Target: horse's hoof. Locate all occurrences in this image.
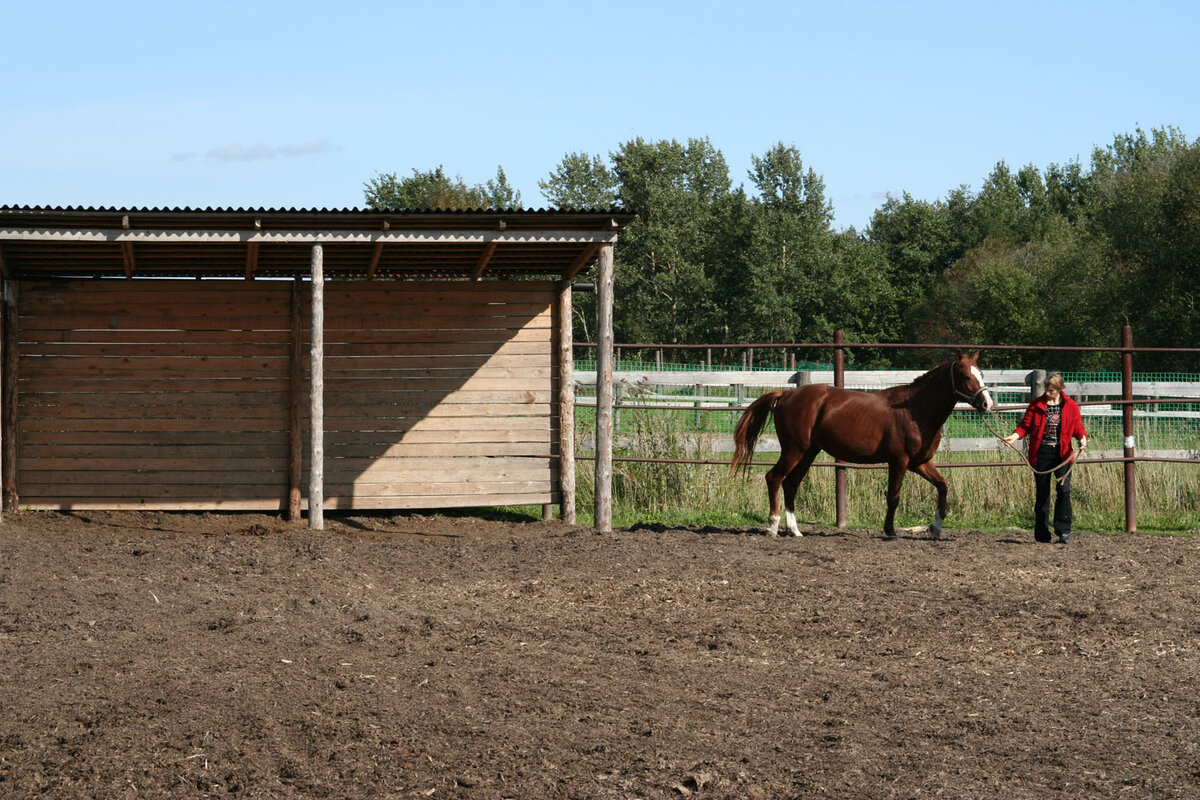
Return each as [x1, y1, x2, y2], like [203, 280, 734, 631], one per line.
[883, 534, 900, 541]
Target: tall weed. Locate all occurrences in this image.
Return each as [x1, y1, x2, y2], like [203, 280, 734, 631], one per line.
[574, 414, 1200, 532]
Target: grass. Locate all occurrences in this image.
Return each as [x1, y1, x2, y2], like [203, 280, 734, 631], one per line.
[560, 409, 1200, 535]
[553, 458, 1200, 535]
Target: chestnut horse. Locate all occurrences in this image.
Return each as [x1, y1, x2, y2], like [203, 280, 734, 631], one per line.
[730, 351, 994, 539]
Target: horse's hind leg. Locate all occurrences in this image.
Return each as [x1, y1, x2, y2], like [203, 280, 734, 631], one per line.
[883, 458, 909, 540]
[765, 449, 806, 536]
[780, 448, 820, 536]
[910, 461, 949, 538]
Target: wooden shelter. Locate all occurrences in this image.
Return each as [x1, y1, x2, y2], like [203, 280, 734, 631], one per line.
[0, 206, 633, 530]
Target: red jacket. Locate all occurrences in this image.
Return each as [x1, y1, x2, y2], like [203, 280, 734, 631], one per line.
[1013, 393, 1087, 466]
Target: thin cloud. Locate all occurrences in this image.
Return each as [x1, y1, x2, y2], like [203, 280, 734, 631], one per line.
[180, 138, 332, 163]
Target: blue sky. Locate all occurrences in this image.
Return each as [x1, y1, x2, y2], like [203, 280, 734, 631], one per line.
[3, 0, 1198, 230]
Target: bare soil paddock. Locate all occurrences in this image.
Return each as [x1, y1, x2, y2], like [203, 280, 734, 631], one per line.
[1, 511, 1198, 799]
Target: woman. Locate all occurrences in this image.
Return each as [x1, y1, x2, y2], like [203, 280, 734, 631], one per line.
[1002, 373, 1088, 544]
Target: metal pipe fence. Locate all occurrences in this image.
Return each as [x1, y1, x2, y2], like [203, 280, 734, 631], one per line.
[575, 326, 1200, 533]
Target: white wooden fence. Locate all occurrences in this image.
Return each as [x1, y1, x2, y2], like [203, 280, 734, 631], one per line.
[575, 369, 1200, 457]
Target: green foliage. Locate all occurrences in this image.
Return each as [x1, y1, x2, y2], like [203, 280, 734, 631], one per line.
[363, 165, 521, 210]
[867, 125, 1200, 370]
[539, 139, 906, 354]
[609, 137, 731, 344]
[538, 152, 618, 209]
[363, 125, 1199, 370]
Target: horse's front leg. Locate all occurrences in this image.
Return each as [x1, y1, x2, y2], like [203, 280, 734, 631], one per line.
[910, 461, 948, 539]
[883, 459, 908, 540]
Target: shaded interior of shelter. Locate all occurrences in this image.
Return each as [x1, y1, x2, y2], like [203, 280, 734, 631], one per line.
[6, 238, 576, 512]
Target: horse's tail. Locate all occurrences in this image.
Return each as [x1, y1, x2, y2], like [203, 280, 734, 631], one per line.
[730, 391, 784, 474]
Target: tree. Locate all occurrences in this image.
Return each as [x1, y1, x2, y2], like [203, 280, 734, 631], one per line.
[363, 165, 520, 210]
[727, 143, 837, 345]
[867, 193, 959, 340]
[1088, 129, 1200, 366]
[748, 143, 832, 224]
[482, 166, 523, 210]
[607, 137, 733, 344]
[918, 240, 1046, 355]
[539, 153, 618, 209]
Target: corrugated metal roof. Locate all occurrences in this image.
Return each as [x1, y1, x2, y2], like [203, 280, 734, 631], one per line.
[0, 206, 634, 281]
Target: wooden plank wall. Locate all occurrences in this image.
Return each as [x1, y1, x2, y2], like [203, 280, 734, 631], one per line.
[17, 280, 292, 510]
[318, 282, 557, 509]
[14, 279, 558, 512]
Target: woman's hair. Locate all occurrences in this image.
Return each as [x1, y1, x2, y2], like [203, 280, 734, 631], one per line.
[1045, 372, 1065, 392]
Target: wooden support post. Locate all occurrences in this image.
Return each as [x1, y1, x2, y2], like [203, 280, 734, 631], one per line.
[557, 279, 576, 524]
[834, 329, 848, 529]
[309, 245, 325, 530]
[594, 243, 615, 532]
[1121, 324, 1136, 533]
[287, 278, 303, 521]
[2, 281, 17, 514]
[0, 283, 4, 523]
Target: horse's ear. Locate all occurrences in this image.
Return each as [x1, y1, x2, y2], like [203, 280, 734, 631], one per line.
[970, 350, 980, 363]
[954, 348, 964, 360]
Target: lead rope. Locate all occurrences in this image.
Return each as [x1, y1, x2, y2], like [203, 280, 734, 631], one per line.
[981, 411, 1085, 486]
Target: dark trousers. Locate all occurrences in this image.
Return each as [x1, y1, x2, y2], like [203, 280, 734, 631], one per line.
[1034, 444, 1072, 542]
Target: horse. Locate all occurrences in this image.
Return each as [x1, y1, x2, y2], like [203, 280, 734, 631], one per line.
[729, 351, 994, 540]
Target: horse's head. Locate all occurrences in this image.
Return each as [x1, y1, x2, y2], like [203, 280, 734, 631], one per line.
[951, 350, 994, 414]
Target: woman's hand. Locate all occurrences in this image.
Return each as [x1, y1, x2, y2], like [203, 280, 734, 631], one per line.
[1002, 433, 1019, 445]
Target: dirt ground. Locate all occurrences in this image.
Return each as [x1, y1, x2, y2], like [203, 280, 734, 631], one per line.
[1, 510, 1198, 800]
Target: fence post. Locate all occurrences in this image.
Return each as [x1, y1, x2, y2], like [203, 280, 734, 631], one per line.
[1122, 324, 1137, 533]
[594, 243, 616, 532]
[1026, 369, 1046, 402]
[834, 330, 848, 528]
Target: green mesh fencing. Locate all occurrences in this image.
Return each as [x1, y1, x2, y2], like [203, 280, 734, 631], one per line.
[574, 358, 831, 373]
[574, 363, 1200, 451]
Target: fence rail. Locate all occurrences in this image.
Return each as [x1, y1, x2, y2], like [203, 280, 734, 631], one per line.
[574, 326, 1200, 532]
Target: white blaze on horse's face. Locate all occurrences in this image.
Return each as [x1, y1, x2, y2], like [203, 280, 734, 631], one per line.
[970, 365, 994, 413]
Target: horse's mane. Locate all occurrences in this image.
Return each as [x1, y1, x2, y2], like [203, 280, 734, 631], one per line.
[883, 360, 951, 402]
[908, 360, 952, 388]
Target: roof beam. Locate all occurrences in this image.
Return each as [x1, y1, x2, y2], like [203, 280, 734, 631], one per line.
[367, 242, 384, 280]
[121, 242, 136, 279]
[0, 228, 621, 245]
[244, 242, 259, 280]
[564, 243, 601, 280]
[470, 242, 497, 281]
